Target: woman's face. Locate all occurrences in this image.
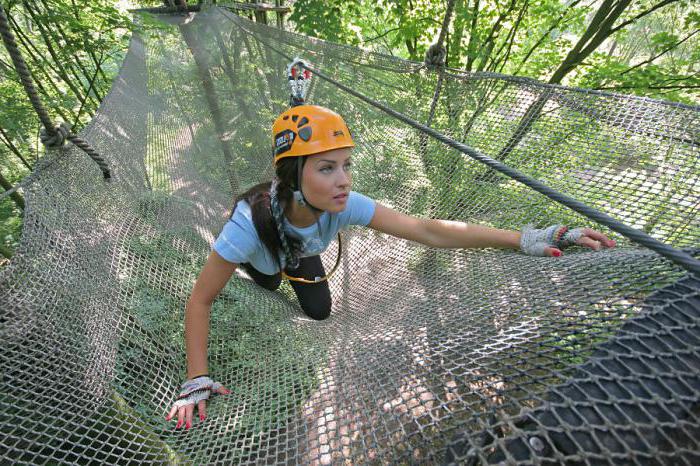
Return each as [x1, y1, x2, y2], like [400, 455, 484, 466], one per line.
[301, 147, 353, 213]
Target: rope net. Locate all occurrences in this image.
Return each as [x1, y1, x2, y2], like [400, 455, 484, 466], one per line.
[2, 7, 699, 465]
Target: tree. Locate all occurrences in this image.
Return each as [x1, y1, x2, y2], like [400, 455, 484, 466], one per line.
[287, 0, 699, 104]
[0, 0, 132, 258]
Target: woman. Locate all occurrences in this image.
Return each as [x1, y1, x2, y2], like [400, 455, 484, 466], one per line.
[166, 105, 615, 430]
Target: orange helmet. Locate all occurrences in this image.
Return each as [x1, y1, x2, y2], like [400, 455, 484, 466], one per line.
[272, 105, 354, 165]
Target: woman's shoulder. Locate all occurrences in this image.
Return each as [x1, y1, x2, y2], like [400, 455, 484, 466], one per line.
[347, 191, 376, 207]
[230, 199, 252, 219]
[224, 199, 259, 240]
[348, 190, 374, 201]
[338, 191, 376, 227]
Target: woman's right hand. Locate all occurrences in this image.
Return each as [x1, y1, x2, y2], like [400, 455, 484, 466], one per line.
[165, 376, 230, 429]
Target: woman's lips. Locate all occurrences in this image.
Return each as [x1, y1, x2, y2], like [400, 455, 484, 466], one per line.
[333, 193, 348, 201]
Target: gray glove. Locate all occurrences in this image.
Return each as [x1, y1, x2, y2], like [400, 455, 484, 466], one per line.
[172, 375, 223, 409]
[520, 224, 584, 256]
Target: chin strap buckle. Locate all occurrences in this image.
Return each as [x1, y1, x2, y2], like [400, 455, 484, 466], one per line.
[293, 189, 306, 206]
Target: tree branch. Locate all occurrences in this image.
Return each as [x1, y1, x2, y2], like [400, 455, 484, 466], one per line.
[475, 0, 518, 72]
[513, 0, 584, 75]
[610, 0, 679, 34]
[656, 71, 700, 85]
[620, 29, 699, 75]
[0, 166, 25, 212]
[361, 26, 401, 44]
[491, 0, 529, 73]
[548, 0, 632, 84]
[577, 0, 632, 58]
[0, 56, 14, 74]
[465, 0, 480, 72]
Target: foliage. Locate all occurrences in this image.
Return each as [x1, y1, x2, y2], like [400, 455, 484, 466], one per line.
[0, 0, 134, 257]
[0, 4, 696, 461]
[0, 197, 22, 253]
[2, 0, 697, 258]
[575, 2, 700, 103]
[287, 0, 699, 104]
[290, 0, 443, 61]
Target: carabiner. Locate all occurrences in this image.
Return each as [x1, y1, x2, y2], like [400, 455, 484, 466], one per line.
[287, 57, 312, 106]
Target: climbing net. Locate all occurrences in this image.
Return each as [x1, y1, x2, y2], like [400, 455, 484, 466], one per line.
[1, 6, 699, 465]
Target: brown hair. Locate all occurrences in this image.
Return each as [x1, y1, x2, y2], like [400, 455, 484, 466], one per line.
[230, 157, 305, 268]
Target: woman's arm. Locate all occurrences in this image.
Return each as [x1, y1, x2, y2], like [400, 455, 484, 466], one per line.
[367, 203, 613, 253]
[368, 203, 518, 249]
[185, 251, 237, 378]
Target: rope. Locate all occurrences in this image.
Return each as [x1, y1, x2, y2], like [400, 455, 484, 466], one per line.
[423, 0, 456, 145]
[420, 0, 456, 172]
[423, 67, 445, 134]
[0, 4, 111, 180]
[424, 43, 447, 69]
[424, 0, 456, 69]
[436, 0, 456, 54]
[40, 122, 70, 148]
[4, 4, 695, 273]
[228, 15, 700, 275]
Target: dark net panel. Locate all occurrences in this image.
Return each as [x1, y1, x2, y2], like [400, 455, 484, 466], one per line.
[1, 6, 698, 465]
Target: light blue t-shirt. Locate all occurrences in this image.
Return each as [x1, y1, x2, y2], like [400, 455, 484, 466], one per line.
[213, 191, 376, 275]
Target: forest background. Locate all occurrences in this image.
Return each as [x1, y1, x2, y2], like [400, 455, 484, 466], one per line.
[0, 0, 698, 259]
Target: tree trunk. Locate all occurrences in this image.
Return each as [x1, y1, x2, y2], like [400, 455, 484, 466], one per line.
[474, 0, 517, 72]
[492, 0, 636, 167]
[513, 0, 583, 76]
[72, 61, 101, 126]
[490, 0, 529, 73]
[254, 0, 267, 24]
[49, 15, 105, 103]
[449, 0, 467, 68]
[548, 0, 632, 84]
[276, 0, 285, 30]
[212, 23, 254, 120]
[465, 0, 480, 72]
[240, 33, 273, 110]
[178, 20, 241, 194]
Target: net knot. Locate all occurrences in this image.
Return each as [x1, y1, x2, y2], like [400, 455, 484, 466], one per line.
[40, 122, 71, 149]
[424, 43, 446, 69]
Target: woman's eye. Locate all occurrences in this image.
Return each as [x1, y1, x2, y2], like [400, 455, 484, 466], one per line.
[343, 163, 353, 171]
[320, 166, 332, 173]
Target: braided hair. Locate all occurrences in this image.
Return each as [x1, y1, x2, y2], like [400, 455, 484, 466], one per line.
[230, 157, 304, 270]
[270, 176, 300, 269]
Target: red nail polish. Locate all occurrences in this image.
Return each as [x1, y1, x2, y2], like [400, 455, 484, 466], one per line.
[186, 421, 191, 430]
[552, 250, 561, 257]
[175, 420, 182, 429]
[200, 414, 205, 421]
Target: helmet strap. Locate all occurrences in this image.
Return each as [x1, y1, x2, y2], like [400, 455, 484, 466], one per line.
[292, 189, 306, 206]
[294, 157, 323, 213]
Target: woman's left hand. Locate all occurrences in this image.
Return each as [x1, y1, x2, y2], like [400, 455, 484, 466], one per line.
[520, 225, 616, 257]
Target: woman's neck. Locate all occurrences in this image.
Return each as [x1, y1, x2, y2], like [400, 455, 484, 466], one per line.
[285, 200, 322, 228]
